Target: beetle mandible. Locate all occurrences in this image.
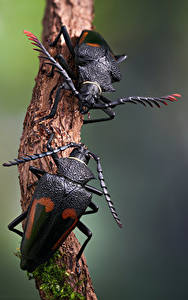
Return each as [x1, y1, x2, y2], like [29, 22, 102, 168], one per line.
[24, 27, 181, 124]
[3, 134, 122, 272]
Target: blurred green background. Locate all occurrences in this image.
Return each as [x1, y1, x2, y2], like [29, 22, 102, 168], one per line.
[0, 0, 188, 299]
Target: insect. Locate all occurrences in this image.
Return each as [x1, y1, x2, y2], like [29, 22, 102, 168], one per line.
[24, 27, 181, 124]
[3, 134, 122, 272]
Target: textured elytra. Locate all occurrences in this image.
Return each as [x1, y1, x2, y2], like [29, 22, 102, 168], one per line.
[21, 172, 92, 272]
[62, 28, 122, 92]
[75, 43, 122, 92]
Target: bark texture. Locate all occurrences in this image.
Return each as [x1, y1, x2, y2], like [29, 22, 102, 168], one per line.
[18, 0, 97, 299]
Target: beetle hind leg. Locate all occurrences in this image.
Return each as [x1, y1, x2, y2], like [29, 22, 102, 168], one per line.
[76, 221, 92, 262]
[8, 210, 28, 237]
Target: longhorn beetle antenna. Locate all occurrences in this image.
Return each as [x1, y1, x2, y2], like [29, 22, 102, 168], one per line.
[89, 151, 122, 228]
[2, 142, 81, 167]
[24, 31, 81, 100]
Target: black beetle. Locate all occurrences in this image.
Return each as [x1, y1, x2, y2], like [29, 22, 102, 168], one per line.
[24, 27, 181, 124]
[3, 135, 122, 272]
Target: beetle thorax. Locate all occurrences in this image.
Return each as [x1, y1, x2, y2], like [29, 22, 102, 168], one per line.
[57, 157, 95, 185]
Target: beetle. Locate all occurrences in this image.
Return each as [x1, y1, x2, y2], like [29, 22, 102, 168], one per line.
[24, 27, 181, 124]
[3, 134, 122, 272]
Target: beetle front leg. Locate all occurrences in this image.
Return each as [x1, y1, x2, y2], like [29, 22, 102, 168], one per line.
[76, 221, 92, 262]
[83, 107, 115, 124]
[8, 210, 28, 237]
[50, 25, 75, 57]
[85, 184, 103, 196]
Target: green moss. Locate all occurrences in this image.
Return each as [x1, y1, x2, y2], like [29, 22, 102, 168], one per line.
[27, 251, 85, 300]
[14, 249, 85, 299]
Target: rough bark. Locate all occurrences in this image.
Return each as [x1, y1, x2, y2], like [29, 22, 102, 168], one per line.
[18, 0, 97, 299]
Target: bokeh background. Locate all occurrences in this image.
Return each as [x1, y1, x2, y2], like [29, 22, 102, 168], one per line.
[0, 0, 188, 299]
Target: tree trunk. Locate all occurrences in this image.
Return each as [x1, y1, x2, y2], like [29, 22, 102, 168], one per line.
[18, 0, 97, 299]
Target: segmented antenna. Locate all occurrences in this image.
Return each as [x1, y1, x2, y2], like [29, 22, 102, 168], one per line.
[24, 30, 79, 97]
[107, 93, 181, 108]
[90, 152, 122, 228]
[3, 142, 80, 167]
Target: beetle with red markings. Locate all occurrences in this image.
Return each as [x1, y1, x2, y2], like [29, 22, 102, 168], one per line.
[24, 27, 181, 124]
[3, 134, 122, 272]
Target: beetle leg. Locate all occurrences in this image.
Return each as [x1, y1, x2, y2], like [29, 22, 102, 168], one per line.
[46, 132, 54, 151]
[41, 81, 76, 122]
[85, 184, 103, 196]
[83, 107, 115, 124]
[56, 54, 75, 78]
[83, 95, 115, 124]
[50, 25, 75, 57]
[27, 166, 46, 189]
[76, 221, 92, 262]
[8, 210, 28, 237]
[114, 54, 127, 64]
[29, 166, 46, 179]
[100, 95, 112, 103]
[50, 29, 62, 47]
[40, 84, 65, 121]
[48, 54, 75, 79]
[83, 201, 99, 215]
[46, 133, 61, 166]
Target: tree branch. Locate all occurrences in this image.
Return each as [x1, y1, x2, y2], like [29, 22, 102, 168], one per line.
[18, 0, 97, 299]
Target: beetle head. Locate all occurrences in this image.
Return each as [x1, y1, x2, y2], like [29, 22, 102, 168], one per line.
[56, 144, 95, 184]
[69, 144, 90, 165]
[79, 82, 99, 109]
